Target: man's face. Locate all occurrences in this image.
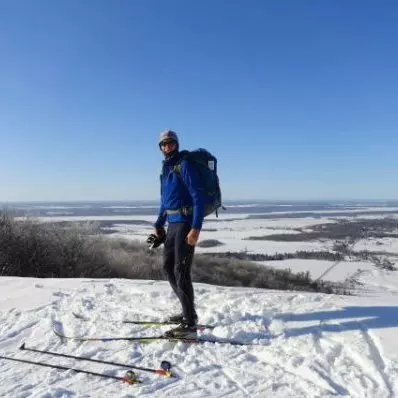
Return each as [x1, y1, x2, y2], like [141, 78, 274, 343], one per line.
[160, 140, 177, 155]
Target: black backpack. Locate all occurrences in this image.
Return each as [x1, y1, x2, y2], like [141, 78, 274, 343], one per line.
[173, 149, 225, 217]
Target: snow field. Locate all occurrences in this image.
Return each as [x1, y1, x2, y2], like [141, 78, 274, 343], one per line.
[1, 275, 398, 397]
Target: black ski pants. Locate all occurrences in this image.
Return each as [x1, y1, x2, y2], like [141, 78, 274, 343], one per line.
[163, 222, 196, 325]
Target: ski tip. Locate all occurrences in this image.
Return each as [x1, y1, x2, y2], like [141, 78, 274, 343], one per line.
[19, 342, 26, 350]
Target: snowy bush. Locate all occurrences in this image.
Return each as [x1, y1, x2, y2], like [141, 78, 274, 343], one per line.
[0, 212, 347, 294]
[196, 239, 224, 248]
[0, 212, 114, 278]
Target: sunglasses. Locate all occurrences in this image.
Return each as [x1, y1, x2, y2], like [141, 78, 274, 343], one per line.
[160, 140, 176, 147]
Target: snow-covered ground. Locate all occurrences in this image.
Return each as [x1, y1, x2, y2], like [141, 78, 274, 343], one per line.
[254, 259, 376, 282]
[3, 206, 398, 396]
[1, 272, 398, 397]
[355, 237, 398, 254]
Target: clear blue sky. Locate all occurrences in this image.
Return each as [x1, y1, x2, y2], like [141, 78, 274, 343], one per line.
[1, 0, 397, 202]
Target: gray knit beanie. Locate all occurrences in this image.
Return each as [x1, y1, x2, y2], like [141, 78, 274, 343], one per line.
[158, 130, 179, 147]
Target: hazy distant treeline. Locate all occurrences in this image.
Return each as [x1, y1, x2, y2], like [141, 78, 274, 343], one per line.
[246, 218, 398, 242]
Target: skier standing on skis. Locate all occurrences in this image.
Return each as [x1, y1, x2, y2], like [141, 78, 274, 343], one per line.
[153, 130, 205, 338]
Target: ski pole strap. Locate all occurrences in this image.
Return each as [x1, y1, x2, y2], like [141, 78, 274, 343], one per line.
[165, 207, 193, 216]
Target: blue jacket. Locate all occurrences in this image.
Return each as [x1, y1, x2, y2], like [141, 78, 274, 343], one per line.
[154, 152, 205, 231]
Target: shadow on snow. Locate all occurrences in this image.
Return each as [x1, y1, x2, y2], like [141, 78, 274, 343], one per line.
[273, 306, 398, 338]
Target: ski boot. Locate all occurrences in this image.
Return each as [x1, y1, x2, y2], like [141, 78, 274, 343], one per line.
[164, 322, 198, 339]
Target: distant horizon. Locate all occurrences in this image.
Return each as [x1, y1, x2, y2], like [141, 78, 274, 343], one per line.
[1, 198, 397, 205]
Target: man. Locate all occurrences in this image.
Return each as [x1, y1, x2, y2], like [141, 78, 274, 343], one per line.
[153, 129, 205, 338]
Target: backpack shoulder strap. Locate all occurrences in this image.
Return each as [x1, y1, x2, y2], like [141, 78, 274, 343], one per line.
[173, 164, 182, 174]
[172, 150, 190, 175]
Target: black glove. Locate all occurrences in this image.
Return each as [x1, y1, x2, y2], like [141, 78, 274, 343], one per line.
[146, 230, 166, 249]
[146, 233, 158, 248]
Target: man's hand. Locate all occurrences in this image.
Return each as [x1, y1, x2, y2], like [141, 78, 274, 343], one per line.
[154, 227, 166, 238]
[186, 228, 200, 246]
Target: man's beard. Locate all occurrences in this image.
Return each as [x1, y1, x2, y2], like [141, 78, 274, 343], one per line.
[164, 149, 179, 159]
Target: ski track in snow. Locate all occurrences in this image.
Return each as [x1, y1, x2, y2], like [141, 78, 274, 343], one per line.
[0, 277, 398, 397]
[359, 326, 394, 398]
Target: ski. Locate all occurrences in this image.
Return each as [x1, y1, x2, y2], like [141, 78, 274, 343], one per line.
[72, 312, 215, 331]
[0, 354, 141, 385]
[53, 323, 253, 346]
[19, 343, 174, 378]
[124, 320, 215, 331]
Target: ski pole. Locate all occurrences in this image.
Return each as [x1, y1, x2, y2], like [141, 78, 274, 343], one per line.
[0, 354, 140, 384]
[19, 343, 173, 377]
